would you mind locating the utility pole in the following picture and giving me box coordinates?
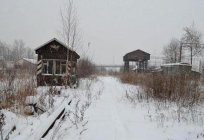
[190,46,193,65]
[179,42,204,65]
[179,42,182,62]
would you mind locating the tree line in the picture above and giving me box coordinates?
[0,39,34,61]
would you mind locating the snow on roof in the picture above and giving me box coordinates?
[35,38,74,52]
[23,58,37,64]
[161,62,191,67]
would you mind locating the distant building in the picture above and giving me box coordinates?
[123,49,150,72]
[161,63,192,74]
[35,38,80,86]
[15,58,37,73]
[5,61,14,69]
[157,62,201,78]
[0,55,15,72]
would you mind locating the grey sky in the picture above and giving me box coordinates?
[0,0,204,65]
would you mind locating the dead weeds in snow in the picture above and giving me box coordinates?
[0,70,36,115]
[120,72,204,125]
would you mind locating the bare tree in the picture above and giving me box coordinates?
[163,38,180,63]
[0,41,12,61]
[60,0,81,86]
[12,40,25,60]
[181,24,202,64]
[0,40,34,62]
[60,0,80,50]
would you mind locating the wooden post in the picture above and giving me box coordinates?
[124,61,129,72]
[190,46,193,65]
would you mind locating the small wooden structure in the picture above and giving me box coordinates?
[15,58,37,73]
[123,49,150,72]
[35,38,80,86]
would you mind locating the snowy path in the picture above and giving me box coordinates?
[83,77,154,140]
[83,77,129,140]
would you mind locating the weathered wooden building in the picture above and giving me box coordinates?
[35,38,80,86]
[123,49,150,72]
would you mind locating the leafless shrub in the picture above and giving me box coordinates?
[47,86,58,108]
[85,79,93,105]
[68,80,93,129]
[67,77,103,131]
[77,57,96,78]
[38,86,59,112]
[67,100,82,129]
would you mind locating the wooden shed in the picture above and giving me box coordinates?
[35,38,80,86]
[123,49,150,72]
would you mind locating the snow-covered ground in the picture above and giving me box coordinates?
[82,77,204,140]
[1,76,204,140]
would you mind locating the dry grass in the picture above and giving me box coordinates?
[0,70,36,114]
[1,81,36,113]
[121,72,204,125]
[119,72,203,107]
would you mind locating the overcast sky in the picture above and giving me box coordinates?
[0,0,204,65]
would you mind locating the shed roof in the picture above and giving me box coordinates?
[35,38,74,51]
[123,49,150,61]
[125,49,150,56]
[35,38,80,59]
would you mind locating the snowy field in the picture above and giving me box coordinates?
[1,76,204,140]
